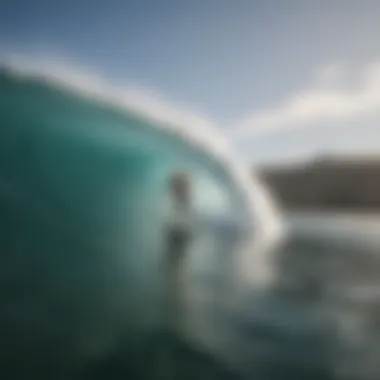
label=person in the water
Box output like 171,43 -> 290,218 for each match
165,171 -> 194,335
147,172 -> 194,379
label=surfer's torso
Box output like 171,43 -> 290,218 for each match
165,199 -> 193,265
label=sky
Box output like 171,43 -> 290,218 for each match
1,0 -> 380,164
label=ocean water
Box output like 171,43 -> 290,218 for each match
0,66 -> 281,378
82,214 -> 380,380
194,214 -> 380,380
2,66 -> 379,380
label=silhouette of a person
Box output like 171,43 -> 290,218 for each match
165,172 -> 193,335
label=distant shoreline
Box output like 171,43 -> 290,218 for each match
258,155 -> 380,213
286,210 -> 380,218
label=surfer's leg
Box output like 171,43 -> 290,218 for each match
150,233 -> 189,380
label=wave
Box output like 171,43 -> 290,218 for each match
0,57 -> 283,374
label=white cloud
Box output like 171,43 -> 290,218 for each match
314,62 -> 351,87
230,59 -> 380,140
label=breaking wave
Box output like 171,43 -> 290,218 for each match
0,57 -> 283,374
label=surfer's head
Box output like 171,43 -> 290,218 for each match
169,171 -> 191,204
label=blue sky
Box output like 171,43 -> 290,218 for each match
1,0 -> 380,164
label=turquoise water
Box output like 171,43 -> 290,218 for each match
5,68 -> 379,380
0,68 -> 284,378
2,67 -> 380,380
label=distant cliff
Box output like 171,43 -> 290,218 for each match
257,156 -> 380,212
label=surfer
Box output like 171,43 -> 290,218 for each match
165,171 -> 194,335
146,172 -> 194,379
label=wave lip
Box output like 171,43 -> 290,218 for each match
0,56 -> 283,243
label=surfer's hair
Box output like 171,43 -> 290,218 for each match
169,171 -> 191,195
